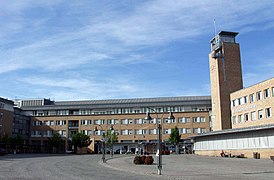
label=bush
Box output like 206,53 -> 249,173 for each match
133,156 -> 154,165
144,156 -> 154,165
133,156 -> 144,165
162,150 -> 170,155
141,156 -> 146,163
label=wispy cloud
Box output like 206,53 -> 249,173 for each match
1,0 -> 274,100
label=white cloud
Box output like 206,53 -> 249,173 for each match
1,0 -> 274,100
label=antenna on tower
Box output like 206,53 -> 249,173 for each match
214,19 -> 217,36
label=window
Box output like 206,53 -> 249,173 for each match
257,91 -> 262,101
56,120 -> 66,126
237,98 -> 241,105
164,118 -> 175,124
121,119 -> 129,124
251,111 -> 256,121
81,120 -> 88,125
244,113 -> 249,122
232,116 -> 237,124
238,115 -> 242,123
249,94 -> 255,103
264,89 -> 270,98
258,109 -> 263,119
272,87 -> 274,97
193,117 -> 200,123
200,128 -> 206,133
193,128 -> 199,134
243,96 -> 247,104
232,100 -> 236,107
149,129 -> 157,135
163,129 -> 171,134
179,128 -> 191,134
200,117 -> 206,122
121,130 -> 128,135
135,118 -> 144,124
266,107 -> 272,118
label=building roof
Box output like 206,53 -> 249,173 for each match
192,124 -> 274,138
20,96 -> 211,110
0,97 -> 14,105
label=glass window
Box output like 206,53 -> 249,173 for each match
249,94 -> 254,103
264,89 -> 270,98
257,91 -> 262,101
258,109 -> 263,119
238,115 -> 242,123
244,113 -> 249,122
232,116 -> 237,124
251,111 -> 256,121
266,108 -> 272,118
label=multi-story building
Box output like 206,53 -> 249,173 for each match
0,97 -> 14,138
0,97 -> 30,144
231,78 -> 274,129
17,96 -> 212,153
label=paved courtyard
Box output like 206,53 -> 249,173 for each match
104,154 -> 274,180
1,153 -> 274,180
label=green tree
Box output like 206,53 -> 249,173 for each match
105,130 -> 118,148
48,133 -> 62,153
72,132 -> 91,153
168,126 -> 181,154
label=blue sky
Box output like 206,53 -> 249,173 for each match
1,0 -> 274,101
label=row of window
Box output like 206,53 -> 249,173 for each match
232,87 -> 274,107
232,107 -> 272,124
32,117 -> 207,126
31,127 -> 207,138
30,106 -> 211,116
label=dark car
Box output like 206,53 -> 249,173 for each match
0,148 -> 6,156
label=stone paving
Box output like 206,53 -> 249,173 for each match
104,154 -> 274,180
1,153 -> 274,180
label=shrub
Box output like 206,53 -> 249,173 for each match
133,156 -> 144,165
141,156 -> 146,163
144,156 -> 154,165
162,150 -> 170,155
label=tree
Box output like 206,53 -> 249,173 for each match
168,126 -> 181,154
105,130 -> 118,148
72,132 -> 91,153
48,133 -> 62,153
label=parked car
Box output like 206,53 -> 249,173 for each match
0,148 -> 6,156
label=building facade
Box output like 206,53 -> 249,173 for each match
0,98 -> 30,144
209,31 -> 243,131
231,78 -> 274,129
0,97 -> 14,138
17,96 -> 212,153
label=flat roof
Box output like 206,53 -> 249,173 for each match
20,96 -> 211,110
192,124 -> 274,138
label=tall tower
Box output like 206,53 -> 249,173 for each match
209,31 -> 243,131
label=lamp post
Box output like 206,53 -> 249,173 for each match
110,125 -> 114,158
145,110 -> 175,175
94,126 -> 106,163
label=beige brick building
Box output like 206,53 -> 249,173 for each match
18,96 -> 211,153
231,78 -> 274,128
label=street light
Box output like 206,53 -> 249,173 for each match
145,110 -> 175,175
110,125 -> 114,158
94,126 -> 106,163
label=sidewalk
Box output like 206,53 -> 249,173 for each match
101,154 -> 274,180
